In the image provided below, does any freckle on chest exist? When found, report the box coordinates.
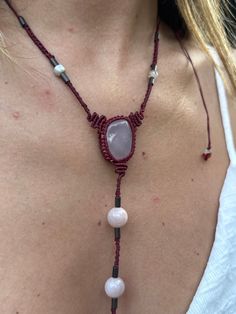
[142,151,148,160]
[38,88,55,112]
[45,89,51,96]
[67,27,75,33]
[153,196,160,203]
[12,111,20,119]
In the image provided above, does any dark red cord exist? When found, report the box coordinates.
[3,1,212,313]
[175,31,212,154]
[4,0,160,123]
[114,239,120,268]
[4,0,211,161]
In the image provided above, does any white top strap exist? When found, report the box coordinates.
[208,45,236,166]
[214,68,236,166]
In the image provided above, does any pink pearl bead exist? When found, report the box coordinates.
[107,207,128,228]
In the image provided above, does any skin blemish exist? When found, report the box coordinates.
[194,250,200,256]
[12,111,20,119]
[105,204,108,207]
[37,293,40,297]
[153,196,160,203]
[142,151,148,160]
[44,89,51,96]
[39,89,55,112]
[191,178,194,182]
[97,220,102,226]
[42,222,45,225]
[68,27,75,33]
[4,81,8,85]
[162,222,165,227]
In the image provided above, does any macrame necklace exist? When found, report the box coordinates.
[5,0,212,313]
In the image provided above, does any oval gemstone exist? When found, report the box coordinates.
[106,119,132,160]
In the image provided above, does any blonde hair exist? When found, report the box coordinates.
[1,0,236,96]
[176,0,236,96]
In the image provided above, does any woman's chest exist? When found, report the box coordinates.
[0,85,230,313]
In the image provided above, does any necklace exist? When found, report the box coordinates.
[4,1,212,313]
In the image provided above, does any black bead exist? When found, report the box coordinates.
[111,298,118,310]
[150,63,157,70]
[49,57,59,67]
[18,16,27,28]
[112,266,119,278]
[114,228,120,240]
[60,72,70,83]
[115,196,121,208]
[149,77,155,85]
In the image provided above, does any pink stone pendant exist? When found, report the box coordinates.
[98,115,136,164]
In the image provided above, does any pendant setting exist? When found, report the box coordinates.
[99,115,136,164]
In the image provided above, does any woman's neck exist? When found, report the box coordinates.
[2,0,160,70]
[8,0,157,43]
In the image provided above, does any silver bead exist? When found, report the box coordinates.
[203,148,212,154]
[54,64,65,76]
[148,65,159,83]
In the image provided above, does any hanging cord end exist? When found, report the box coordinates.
[202,147,212,160]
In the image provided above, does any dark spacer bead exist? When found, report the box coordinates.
[114,228,120,240]
[115,196,121,208]
[60,72,70,83]
[49,56,59,67]
[111,298,118,310]
[112,266,119,278]
[18,16,27,28]
[149,77,155,85]
[150,63,157,70]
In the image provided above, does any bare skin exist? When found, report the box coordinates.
[0,0,236,313]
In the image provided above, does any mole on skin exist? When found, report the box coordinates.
[44,89,51,96]
[142,151,148,160]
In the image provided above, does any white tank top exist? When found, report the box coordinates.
[186,51,236,313]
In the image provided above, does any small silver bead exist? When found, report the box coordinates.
[54,64,65,76]
[148,66,159,83]
[148,70,158,84]
[204,148,212,154]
